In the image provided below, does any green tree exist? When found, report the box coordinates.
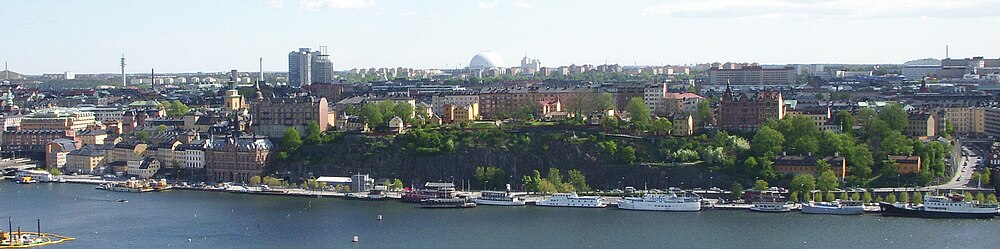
[863,192,873,203]
[943,120,954,138]
[391,102,415,123]
[976,192,986,203]
[360,102,386,127]
[886,193,897,203]
[912,192,923,204]
[987,194,998,204]
[696,98,713,127]
[304,122,322,145]
[815,159,831,174]
[475,166,506,190]
[249,176,261,185]
[156,125,168,133]
[839,192,849,201]
[789,191,799,203]
[625,97,650,124]
[48,168,62,176]
[824,191,836,202]
[790,174,816,194]
[620,146,637,164]
[879,103,908,132]
[731,182,744,200]
[282,128,303,152]
[135,131,151,141]
[750,126,784,157]
[899,192,910,203]
[834,110,854,134]
[522,170,542,192]
[567,169,591,192]
[817,170,839,192]
[546,168,563,189]
[392,178,404,190]
[753,179,769,191]
[650,118,673,135]
[851,192,860,201]
[537,179,558,194]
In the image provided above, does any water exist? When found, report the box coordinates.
[1,181,997,249]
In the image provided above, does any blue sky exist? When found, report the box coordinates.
[2,0,1000,74]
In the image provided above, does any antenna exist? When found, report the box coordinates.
[258,57,264,83]
[4,61,7,81]
[151,68,155,90]
[120,54,127,87]
[945,44,950,59]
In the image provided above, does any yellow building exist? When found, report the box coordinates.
[670,114,694,136]
[939,107,984,135]
[66,146,106,174]
[20,108,96,131]
[223,88,245,112]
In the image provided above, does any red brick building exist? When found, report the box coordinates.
[718,86,784,131]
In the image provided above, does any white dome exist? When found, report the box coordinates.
[469,51,505,70]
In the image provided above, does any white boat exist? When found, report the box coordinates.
[801,200,865,215]
[880,193,999,218]
[617,192,702,212]
[474,191,526,206]
[750,202,791,212]
[14,170,54,183]
[536,193,606,208]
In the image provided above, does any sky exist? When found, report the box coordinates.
[2,0,1000,74]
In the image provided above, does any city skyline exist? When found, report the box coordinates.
[3,0,1000,74]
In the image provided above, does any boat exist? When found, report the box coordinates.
[366,189,387,200]
[536,193,606,208]
[750,202,791,212]
[801,200,864,215]
[879,193,999,219]
[96,178,171,193]
[13,170,53,183]
[15,176,37,184]
[473,191,526,206]
[420,198,477,208]
[402,182,456,203]
[617,191,702,212]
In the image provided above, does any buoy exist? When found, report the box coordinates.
[377,214,383,221]
[188,238,192,242]
[352,235,359,243]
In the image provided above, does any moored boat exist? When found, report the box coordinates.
[402,182,456,203]
[420,198,477,208]
[801,200,864,215]
[536,193,606,208]
[879,193,998,219]
[473,191,526,206]
[617,191,701,212]
[750,202,791,212]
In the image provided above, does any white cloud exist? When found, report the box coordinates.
[398,11,419,17]
[477,0,498,10]
[267,0,285,8]
[515,2,532,9]
[642,0,1000,19]
[299,0,375,10]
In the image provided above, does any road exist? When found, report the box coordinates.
[932,145,980,189]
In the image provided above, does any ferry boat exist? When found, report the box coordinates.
[473,191,526,206]
[617,192,702,212]
[15,176,38,184]
[402,182,456,203]
[879,193,999,219]
[420,198,477,208]
[97,178,171,193]
[536,193,607,208]
[750,202,791,212]
[801,200,864,215]
[13,170,53,183]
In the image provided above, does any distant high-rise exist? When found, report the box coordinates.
[288,46,334,87]
[520,55,541,75]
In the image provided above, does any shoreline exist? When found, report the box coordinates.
[13,177,900,213]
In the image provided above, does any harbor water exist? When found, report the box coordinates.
[1,181,998,248]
